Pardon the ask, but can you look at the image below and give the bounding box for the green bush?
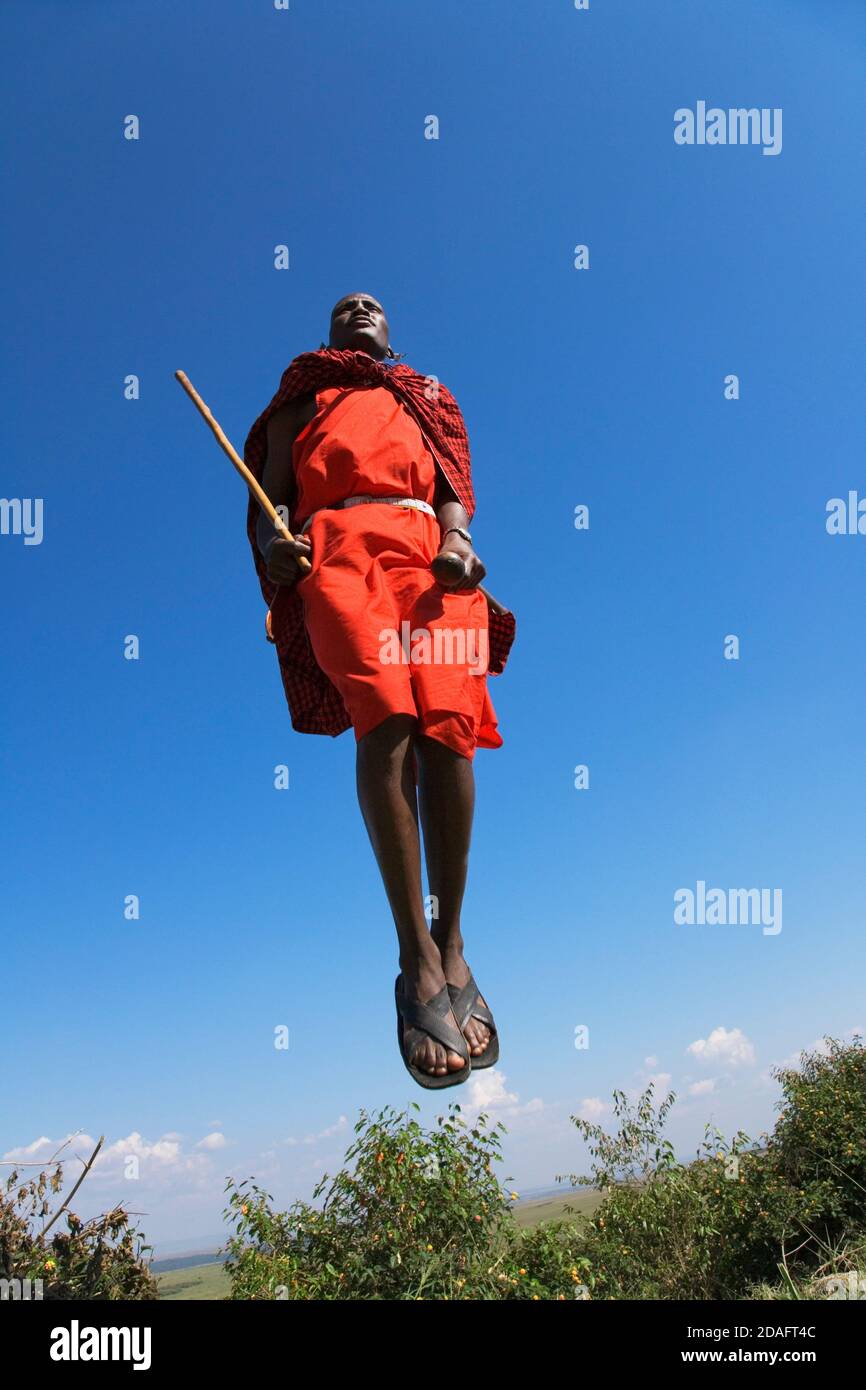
[771,1034,866,1233]
[223,1102,507,1299]
[499,1220,595,1301]
[222,1035,866,1301]
[223,1103,591,1300]
[559,1036,866,1299]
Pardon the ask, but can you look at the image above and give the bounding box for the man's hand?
[266,535,312,585]
[432,533,486,590]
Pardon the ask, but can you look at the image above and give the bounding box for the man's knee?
[415,730,465,762]
[358,713,418,760]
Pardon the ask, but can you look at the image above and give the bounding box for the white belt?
[298,495,436,536]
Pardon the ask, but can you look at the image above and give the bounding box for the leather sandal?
[447,973,499,1069]
[394,975,471,1089]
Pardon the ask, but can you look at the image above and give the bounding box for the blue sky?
[2,0,864,1252]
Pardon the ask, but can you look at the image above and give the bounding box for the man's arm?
[432,468,486,590]
[256,397,315,584]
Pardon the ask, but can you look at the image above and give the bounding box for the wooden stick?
[175,369,311,573]
[175,369,508,612]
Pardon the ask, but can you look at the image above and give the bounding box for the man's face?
[329,294,390,357]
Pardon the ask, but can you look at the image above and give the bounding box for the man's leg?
[356,714,466,1076]
[414,733,492,1056]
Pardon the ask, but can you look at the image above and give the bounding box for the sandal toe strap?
[397,982,468,1059]
[448,974,496,1033]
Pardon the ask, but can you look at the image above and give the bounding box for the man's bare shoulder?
[262,393,318,486]
[268,393,316,428]
[265,394,318,455]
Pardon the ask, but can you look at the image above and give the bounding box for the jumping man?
[243,295,516,1088]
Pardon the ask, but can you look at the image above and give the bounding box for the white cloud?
[688,1079,716,1097]
[645,1072,673,1092]
[576,1097,609,1122]
[318,1116,349,1140]
[3,1131,214,1191]
[687,1026,755,1068]
[463,1069,544,1122]
[2,1133,98,1165]
[644,1056,658,1069]
[627,1068,673,1106]
[468,1069,517,1109]
[99,1132,185,1166]
[195,1132,227,1151]
[770,1026,865,1079]
[2,1135,63,1162]
[774,1039,826,1073]
[281,1115,349,1148]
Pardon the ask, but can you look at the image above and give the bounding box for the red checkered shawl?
[243,348,516,736]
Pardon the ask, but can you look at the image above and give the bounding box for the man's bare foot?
[437,945,492,1057]
[399,957,467,1077]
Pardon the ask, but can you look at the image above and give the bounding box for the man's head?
[328,293,391,359]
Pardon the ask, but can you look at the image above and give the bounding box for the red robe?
[243,348,516,736]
